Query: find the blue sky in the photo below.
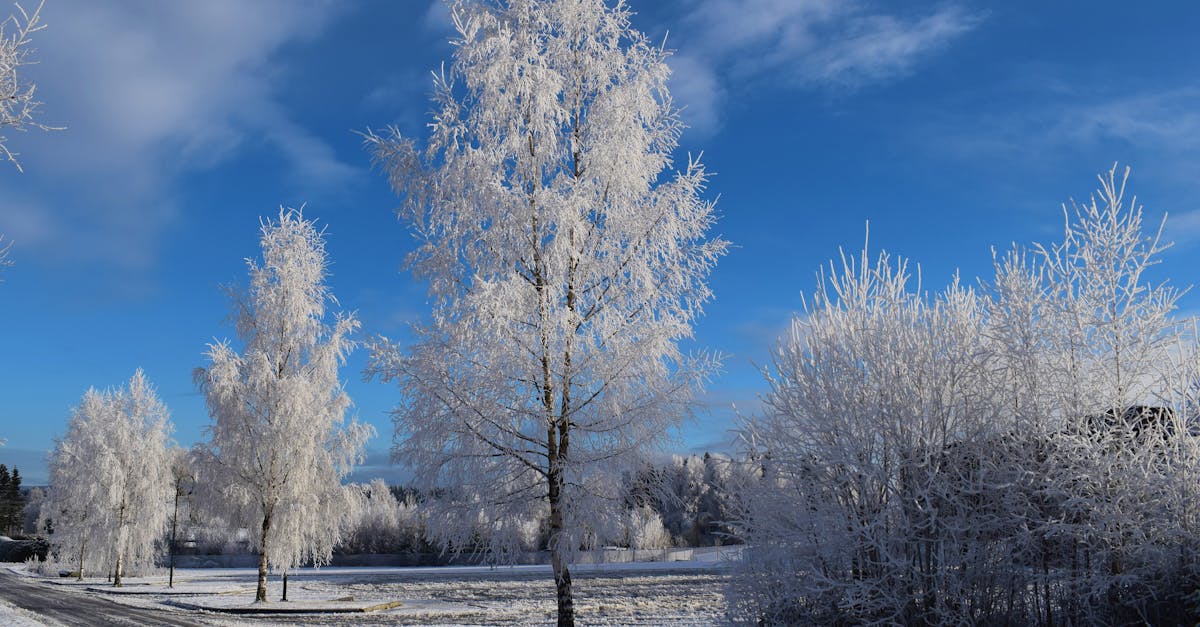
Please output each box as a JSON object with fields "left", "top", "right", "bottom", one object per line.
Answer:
{"left": 3, "top": 0, "right": 1200, "bottom": 485}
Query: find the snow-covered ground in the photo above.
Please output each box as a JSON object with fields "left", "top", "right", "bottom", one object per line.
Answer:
{"left": 0, "top": 598, "right": 54, "bottom": 626}
{"left": 10, "top": 549, "right": 737, "bottom": 625}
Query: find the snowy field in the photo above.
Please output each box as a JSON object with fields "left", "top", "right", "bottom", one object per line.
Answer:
{"left": 5, "top": 555, "right": 734, "bottom": 625}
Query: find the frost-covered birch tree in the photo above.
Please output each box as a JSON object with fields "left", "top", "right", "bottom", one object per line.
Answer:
{"left": 1033, "top": 166, "right": 1187, "bottom": 620}
{"left": 196, "top": 208, "right": 371, "bottom": 603}
{"left": 102, "top": 370, "right": 173, "bottom": 587}
{"left": 367, "top": 1, "right": 725, "bottom": 623}
{"left": 45, "top": 389, "right": 109, "bottom": 580}
{"left": 45, "top": 371, "right": 173, "bottom": 586}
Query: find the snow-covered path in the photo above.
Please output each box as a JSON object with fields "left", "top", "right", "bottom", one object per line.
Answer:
{"left": 1, "top": 560, "right": 731, "bottom": 625}
{"left": 0, "top": 568, "right": 216, "bottom": 626}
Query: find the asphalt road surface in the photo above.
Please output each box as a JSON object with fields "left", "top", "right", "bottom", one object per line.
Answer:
{"left": 0, "top": 569, "right": 214, "bottom": 627}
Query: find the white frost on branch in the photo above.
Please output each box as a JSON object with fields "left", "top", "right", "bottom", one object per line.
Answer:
{"left": 0, "top": 235, "right": 10, "bottom": 278}
{"left": 0, "top": 0, "right": 53, "bottom": 171}
{"left": 0, "top": 1, "right": 57, "bottom": 286}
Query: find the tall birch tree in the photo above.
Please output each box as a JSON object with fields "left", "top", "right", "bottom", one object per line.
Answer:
{"left": 196, "top": 208, "right": 371, "bottom": 603}
{"left": 45, "top": 389, "right": 110, "bottom": 580}
{"left": 368, "top": 1, "right": 725, "bottom": 624}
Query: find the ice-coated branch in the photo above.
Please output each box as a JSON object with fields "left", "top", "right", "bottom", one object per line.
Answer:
{"left": 0, "top": 0, "right": 58, "bottom": 171}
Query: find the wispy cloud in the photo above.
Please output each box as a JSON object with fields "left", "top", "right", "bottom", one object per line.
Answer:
{"left": 669, "top": 0, "right": 982, "bottom": 134}
{"left": 1165, "top": 209, "right": 1200, "bottom": 250}
{"left": 0, "top": 0, "right": 355, "bottom": 277}
{"left": 923, "top": 83, "right": 1200, "bottom": 159}
{"left": 423, "top": 0, "right": 454, "bottom": 33}
{"left": 347, "top": 446, "right": 413, "bottom": 485}
{"left": 918, "top": 84, "right": 1200, "bottom": 215}
{"left": 1053, "top": 88, "right": 1200, "bottom": 154}
{"left": 666, "top": 54, "right": 724, "bottom": 136}
{"left": 361, "top": 68, "right": 430, "bottom": 137}
{"left": 799, "top": 8, "right": 980, "bottom": 87}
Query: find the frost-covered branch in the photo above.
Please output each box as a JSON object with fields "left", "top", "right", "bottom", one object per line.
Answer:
{"left": 0, "top": 0, "right": 57, "bottom": 171}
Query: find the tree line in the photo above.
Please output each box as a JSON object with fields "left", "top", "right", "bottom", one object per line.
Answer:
{"left": 161, "top": 453, "right": 747, "bottom": 561}
{"left": 0, "top": 464, "right": 25, "bottom": 536}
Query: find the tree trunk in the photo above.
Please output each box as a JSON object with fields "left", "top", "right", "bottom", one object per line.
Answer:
{"left": 76, "top": 538, "right": 85, "bottom": 581}
{"left": 113, "top": 502, "right": 126, "bottom": 587}
{"left": 1042, "top": 546, "right": 1050, "bottom": 627}
{"left": 552, "top": 549, "right": 574, "bottom": 627}
{"left": 256, "top": 513, "right": 271, "bottom": 603}
{"left": 548, "top": 468, "right": 574, "bottom": 627}
{"left": 169, "top": 488, "right": 179, "bottom": 588}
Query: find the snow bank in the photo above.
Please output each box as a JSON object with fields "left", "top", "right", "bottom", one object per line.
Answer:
{"left": 0, "top": 599, "right": 54, "bottom": 626}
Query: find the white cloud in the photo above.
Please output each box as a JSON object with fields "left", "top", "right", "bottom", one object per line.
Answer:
{"left": 684, "top": 0, "right": 839, "bottom": 66}
{"left": 803, "top": 8, "right": 979, "bottom": 88}
{"left": 422, "top": 0, "right": 454, "bottom": 34}
{"left": 667, "top": 54, "right": 723, "bottom": 137}
{"left": 361, "top": 68, "right": 431, "bottom": 138}
{"left": 1165, "top": 209, "right": 1200, "bottom": 249}
{"left": 918, "top": 85, "right": 1200, "bottom": 205}
{"left": 671, "top": 0, "right": 981, "bottom": 134}
{"left": 1055, "top": 88, "right": 1200, "bottom": 151}
{"left": 0, "top": 0, "right": 355, "bottom": 275}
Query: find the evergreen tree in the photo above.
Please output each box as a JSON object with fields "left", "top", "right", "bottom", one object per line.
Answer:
{"left": 5, "top": 467, "right": 22, "bottom": 535}
{"left": 0, "top": 464, "right": 10, "bottom": 535}
{"left": 698, "top": 453, "right": 730, "bottom": 545}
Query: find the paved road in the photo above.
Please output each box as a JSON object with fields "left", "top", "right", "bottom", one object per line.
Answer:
{"left": 0, "top": 569, "right": 215, "bottom": 627}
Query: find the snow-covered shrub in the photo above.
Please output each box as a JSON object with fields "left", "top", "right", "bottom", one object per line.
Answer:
{"left": 623, "top": 453, "right": 742, "bottom": 547}
{"left": 625, "top": 505, "right": 672, "bottom": 550}
{"left": 339, "top": 480, "right": 428, "bottom": 554}
{"left": 732, "top": 167, "right": 1200, "bottom": 625}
